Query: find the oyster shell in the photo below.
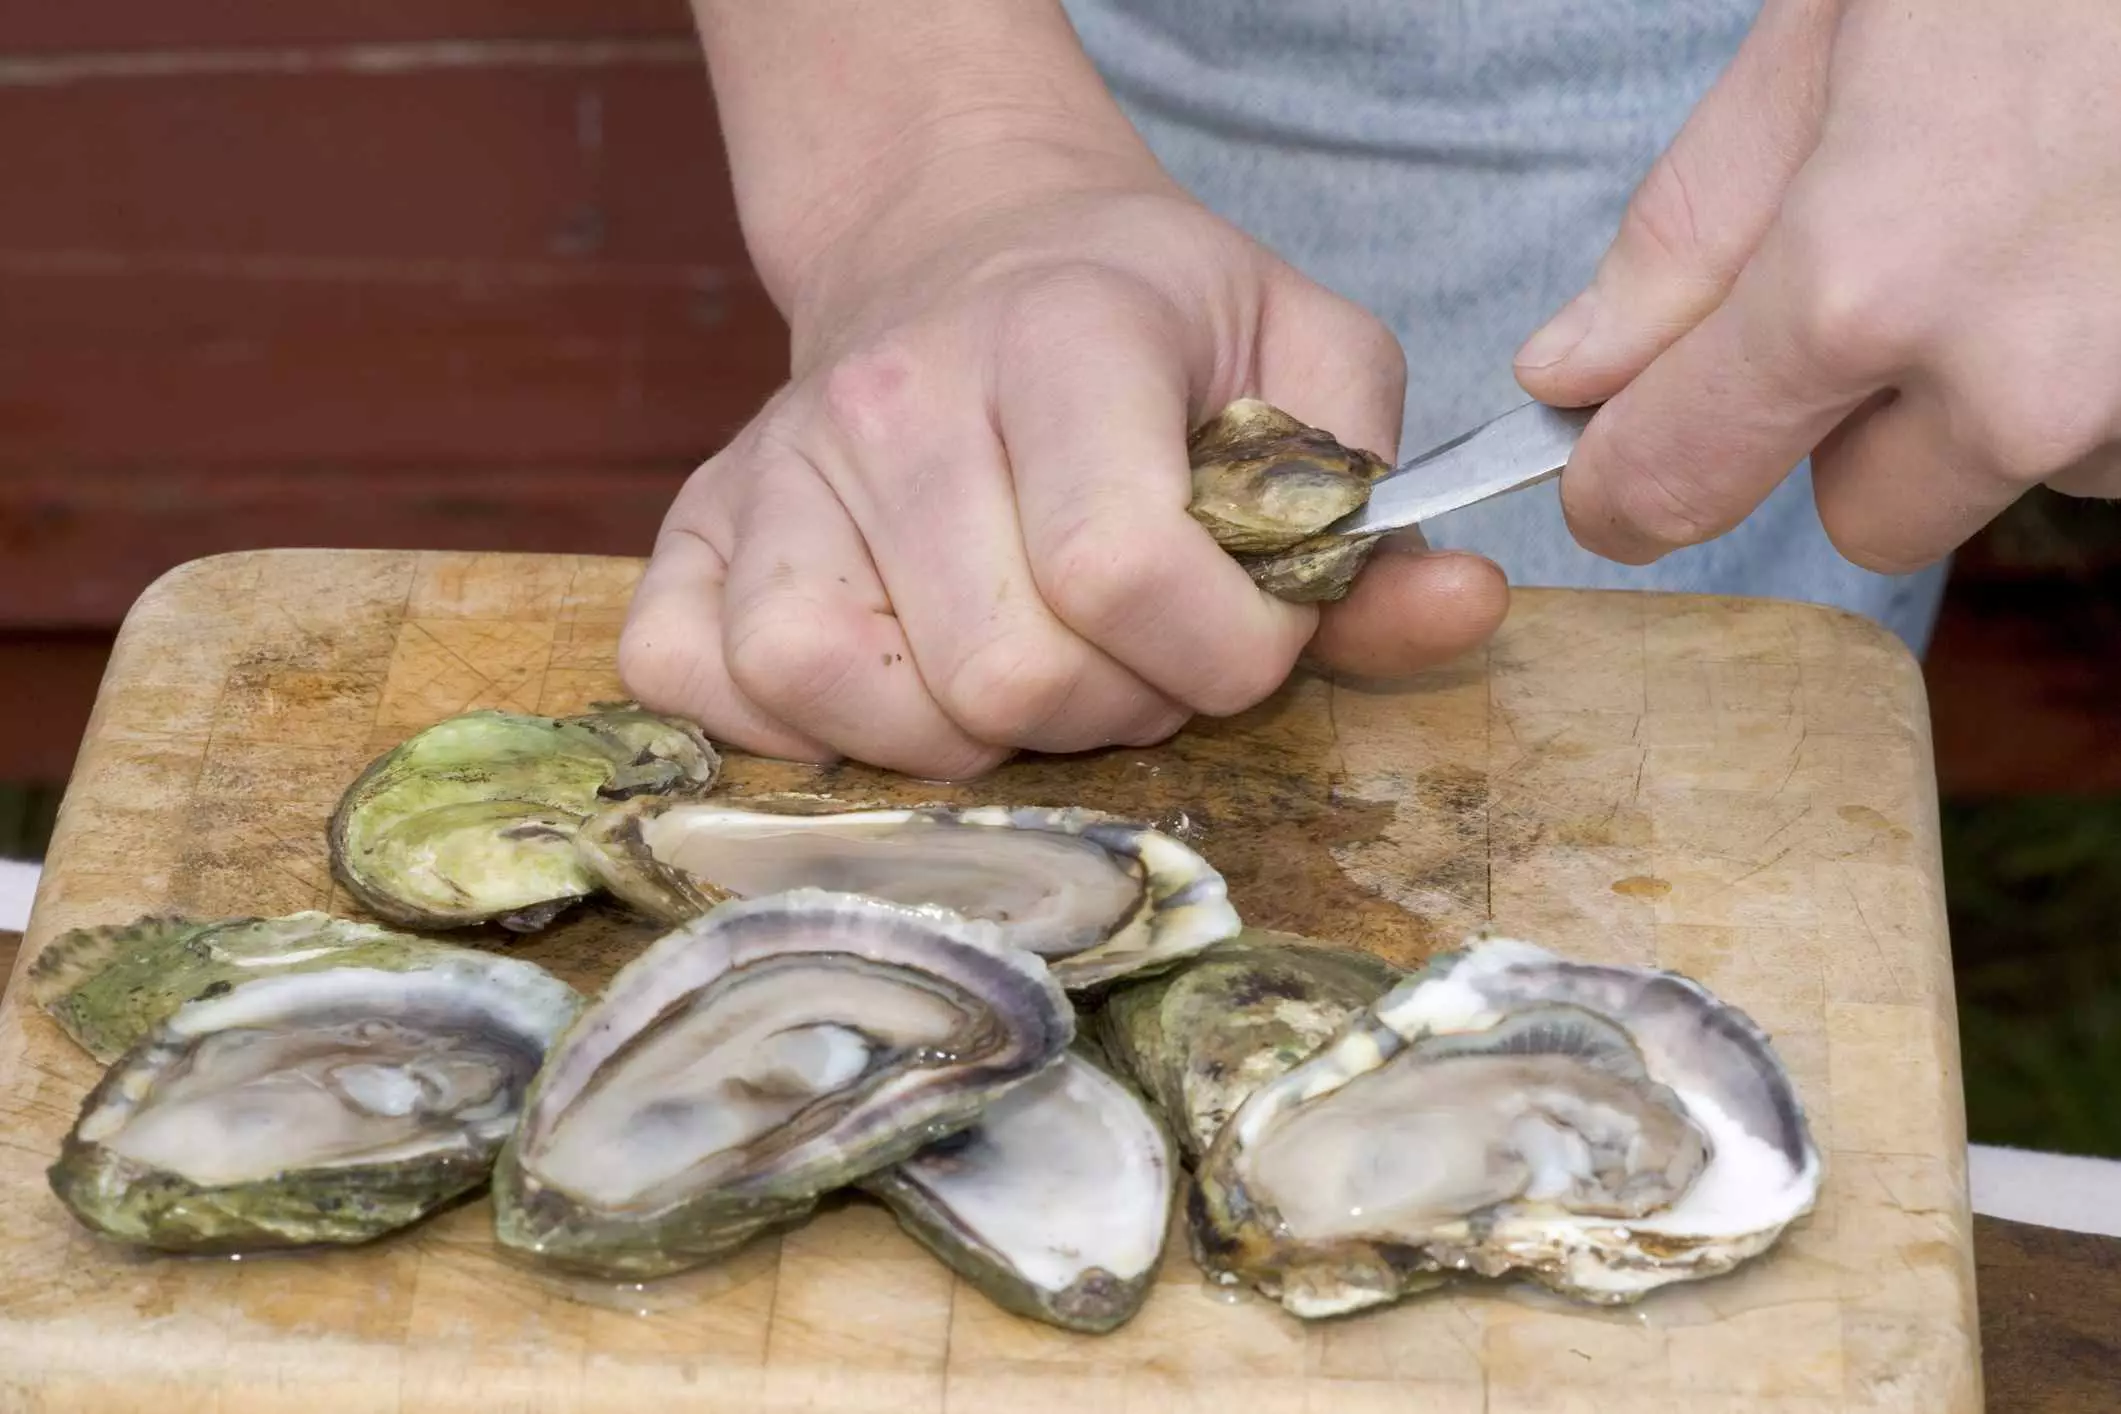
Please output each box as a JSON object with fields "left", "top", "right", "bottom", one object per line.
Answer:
{"left": 861, "top": 1043, "right": 1176, "bottom": 1333}
{"left": 328, "top": 705, "right": 720, "bottom": 933}
{"left": 491, "top": 888, "right": 1074, "bottom": 1279}
{"left": 28, "top": 910, "right": 526, "bottom": 1064}
{"left": 1187, "top": 398, "right": 1391, "bottom": 602}
{"left": 573, "top": 801, "right": 1240, "bottom": 990}
{"left": 47, "top": 951, "right": 581, "bottom": 1252}
{"left": 1190, "top": 936, "right": 1822, "bottom": 1317}
{"left": 1092, "top": 929, "right": 1404, "bottom": 1163}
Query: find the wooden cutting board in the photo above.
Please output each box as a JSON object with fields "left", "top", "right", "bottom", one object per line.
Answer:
{"left": 0, "top": 549, "right": 1982, "bottom": 1413}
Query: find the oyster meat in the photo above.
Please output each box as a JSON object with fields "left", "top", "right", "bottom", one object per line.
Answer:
{"left": 329, "top": 705, "right": 720, "bottom": 933}
{"left": 574, "top": 801, "right": 1239, "bottom": 990}
{"left": 862, "top": 1044, "right": 1176, "bottom": 1333}
{"left": 48, "top": 950, "right": 581, "bottom": 1252}
{"left": 491, "top": 888, "right": 1074, "bottom": 1279}
{"left": 28, "top": 910, "right": 530, "bottom": 1064}
{"left": 1186, "top": 398, "right": 1392, "bottom": 602}
{"left": 1092, "top": 929, "right": 1403, "bottom": 1163}
{"left": 1191, "top": 936, "right": 1822, "bottom": 1317}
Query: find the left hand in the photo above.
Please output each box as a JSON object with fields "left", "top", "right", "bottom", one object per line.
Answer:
{"left": 1514, "top": 0, "right": 2121, "bottom": 573}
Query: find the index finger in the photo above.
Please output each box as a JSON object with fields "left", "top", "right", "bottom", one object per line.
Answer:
{"left": 1559, "top": 210, "right": 1888, "bottom": 565}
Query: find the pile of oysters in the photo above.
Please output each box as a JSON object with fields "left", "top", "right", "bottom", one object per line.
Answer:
{"left": 31, "top": 701, "right": 1822, "bottom": 1335}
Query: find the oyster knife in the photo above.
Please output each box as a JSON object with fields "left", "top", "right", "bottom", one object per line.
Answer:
{"left": 1323, "top": 399, "right": 1597, "bottom": 537}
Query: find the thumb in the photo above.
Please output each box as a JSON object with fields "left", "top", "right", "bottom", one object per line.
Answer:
{"left": 1513, "top": 0, "right": 1839, "bottom": 405}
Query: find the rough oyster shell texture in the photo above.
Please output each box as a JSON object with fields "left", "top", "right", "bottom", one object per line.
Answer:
{"left": 1091, "top": 929, "right": 1404, "bottom": 1163}
{"left": 47, "top": 948, "right": 582, "bottom": 1252}
{"left": 1189, "top": 935, "right": 1823, "bottom": 1317}
{"left": 1186, "top": 398, "right": 1392, "bottom": 602}
{"left": 328, "top": 705, "right": 720, "bottom": 933}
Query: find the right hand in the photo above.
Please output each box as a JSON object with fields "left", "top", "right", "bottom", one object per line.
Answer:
{"left": 620, "top": 148, "right": 1509, "bottom": 780}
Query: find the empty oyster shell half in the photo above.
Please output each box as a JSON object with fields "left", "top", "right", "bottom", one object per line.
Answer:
{"left": 1092, "top": 929, "right": 1404, "bottom": 1164}
{"left": 47, "top": 951, "right": 581, "bottom": 1252}
{"left": 491, "top": 888, "right": 1075, "bottom": 1279}
{"left": 28, "top": 910, "right": 530, "bottom": 1065}
{"left": 329, "top": 706, "right": 720, "bottom": 933}
{"left": 1187, "top": 398, "right": 1392, "bottom": 603}
{"left": 861, "top": 1044, "right": 1176, "bottom": 1333}
{"left": 574, "top": 801, "right": 1240, "bottom": 991}
{"left": 1191, "top": 936, "right": 1822, "bottom": 1317}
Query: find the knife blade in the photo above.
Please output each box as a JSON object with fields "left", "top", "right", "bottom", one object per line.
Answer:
{"left": 1322, "top": 399, "right": 1598, "bottom": 538}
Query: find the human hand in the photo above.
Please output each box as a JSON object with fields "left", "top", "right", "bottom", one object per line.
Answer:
{"left": 621, "top": 152, "right": 1508, "bottom": 779}
{"left": 1515, "top": 0, "right": 2121, "bottom": 574}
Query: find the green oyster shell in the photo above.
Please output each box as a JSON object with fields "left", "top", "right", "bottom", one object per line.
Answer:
{"left": 327, "top": 705, "right": 720, "bottom": 933}
{"left": 47, "top": 953, "right": 583, "bottom": 1253}
{"left": 859, "top": 1042, "right": 1176, "bottom": 1334}
{"left": 491, "top": 889, "right": 1075, "bottom": 1280}
{"left": 1090, "top": 928, "right": 1404, "bottom": 1163}
{"left": 1185, "top": 399, "right": 1391, "bottom": 603}
{"left": 27, "top": 910, "right": 512, "bottom": 1064}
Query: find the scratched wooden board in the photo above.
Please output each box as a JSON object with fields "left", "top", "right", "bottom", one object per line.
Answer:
{"left": 0, "top": 549, "right": 1982, "bottom": 1413}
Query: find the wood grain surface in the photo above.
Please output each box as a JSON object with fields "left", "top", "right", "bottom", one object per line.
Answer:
{"left": 0, "top": 549, "right": 1984, "bottom": 1412}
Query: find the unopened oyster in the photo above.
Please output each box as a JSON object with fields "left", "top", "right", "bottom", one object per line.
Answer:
{"left": 1092, "top": 929, "right": 1404, "bottom": 1162}
{"left": 329, "top": 705, "right": 719, "bottom": 932}
{"left": 29, "top": 910, "right": 523, "bottom": 1064}
{"left": 862, "top": 1044, "right": 1176, "bottom": 1333}
{"left": 1191, "top": 936, "right": 1822, "bottom": 1317}
{"left": 491, "top": 889, "right": 1074, "bottom": 1279}
{"left": 573, "top": 801, "right": 1240, "bottom": 990}
{"left": 1187, "top": 399, "right": 1391, "bottom": 602}
{"left": 48, "top": 951, "right": 581, "bottom": 1252}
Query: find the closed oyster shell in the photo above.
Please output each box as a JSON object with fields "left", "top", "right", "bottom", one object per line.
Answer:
{"left": 860, "top": 1043, "right": 1177, "bottom": 1333}
{"left": 1186, "top": 399, "right": 1391, "bottom": 602}
{"left": 573, "top": 800, "right": 1240, "bottom": 990}
{"left": 1091, "top": 929, "right": 1403, "bottom": 1163}
{"left": 491, "top": 889, "right": 1074, "bottom": 1279}
{"left": 1190, "top": 935, "right": 1823, "bottom": 1317}
{"left": 47, "top": 952, "right": 582, "bottom": 1252}
{"left": 328, "top": 705, "right": 719, "bottom": 933}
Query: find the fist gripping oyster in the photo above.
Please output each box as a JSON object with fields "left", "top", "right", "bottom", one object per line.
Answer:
{"left": 1190, "top": 936, "right": 1822, "bottom": 1317}
{"left": 574, "top": 801, "right": 1240, "bottom": 990}
{"left": 47, "top": 948, "right": 581, "bottom": 1252}
{"left": 862, "top": 1044, "right": 1177, "bottom": 1334}
{"left": 491, "top": 889, "right": 1075, "bottom": 1279}
{"left": 329, "top": 706, "right": 720, "bottom": 933}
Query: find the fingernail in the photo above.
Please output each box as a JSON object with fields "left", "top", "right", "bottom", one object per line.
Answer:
{"left": 1515, "top": 289, "right": 1598, "bottom": 370}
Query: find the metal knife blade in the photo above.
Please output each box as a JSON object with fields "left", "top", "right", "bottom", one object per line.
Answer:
{"left": 1323, "top": 399, "right": 1597, "bottom": 537}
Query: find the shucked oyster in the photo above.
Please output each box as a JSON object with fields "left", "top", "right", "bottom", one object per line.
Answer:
{"left": 28, "top": 910, "right": 523, "bottom": 1064}
{"left": 1187, "top": 399, "right": 1392, "bottom": 602}
{"left": 862, "top": 1043, "right": 1176, "bottom": 1333}
{"left": 574, "top": 801, "right": 1240, "bottom": 990}
{"left": 329, "top": 706, "right": 719, "bottom": 933}
{"left": 48, "top": 950, "right": 581, "bottom": 1252}
{"left": 1191, "top": 936, "right": 1822, "bottom": 1317}
{"left": 491, "top": 889, "right": 1074, "bottom": 1279}
{"left": 1092, "top": 929, "right": 1404, "bottom": 1163}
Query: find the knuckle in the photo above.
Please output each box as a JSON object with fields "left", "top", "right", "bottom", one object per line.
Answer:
{"left": 1780, "top": 225, "right": 1923, "bottom": 381}
{"left": 814, "top": 340, "right": 926, "bottom": 453}
{"left": 1961, "top": 387, "right": 2107, "bottom": 486}
{"left": 615, "top": 615, "right": 706, "bottom": 716}
{"left": 938, "top": 633, "right": 1084, "bottom": 745}
{"left": 1037, "top": 513, "right": 1156, "bottom": 645}
{"left": 723, "top": 600, "right": 858, "bottom": 719}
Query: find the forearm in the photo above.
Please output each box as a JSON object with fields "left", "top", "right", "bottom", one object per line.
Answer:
{"left": 689, "top": 0, "right": 1162, "bottom": 311}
